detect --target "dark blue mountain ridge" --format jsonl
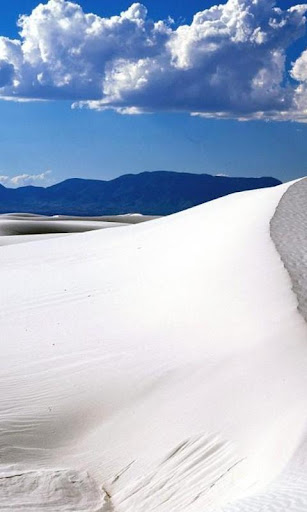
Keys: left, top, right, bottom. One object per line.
{"left": 0, "top": 171, "right": 282, "bottom": 216}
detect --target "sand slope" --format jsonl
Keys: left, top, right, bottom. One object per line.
{"left": 0, "top": 180, "right": 306, "bottom": 511}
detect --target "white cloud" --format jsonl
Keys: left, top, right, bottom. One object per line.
{"left": 0, "top": 171, "right": 53, "bottom": 187}
{"left": 0, "top": 175, "right": 9, "bottom": 185}
{"left": 0, "top": 0, "right": 307, "bottom": 120}
{"left": 0, "top": 0, "right": 170, "bottom": 101}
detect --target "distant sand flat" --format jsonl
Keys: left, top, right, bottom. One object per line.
{"left": 0, "top": 181, "right": 307, "bottom": 511}
{"left": 0, "top": 213, "right": 156, "bottom": 246}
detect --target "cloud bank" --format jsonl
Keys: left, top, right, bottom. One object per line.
{"left": 0, "top": 0, "right": 307, "bottom": 120}
{"left": 0, "top": 171, "right": 52, "bottom": 188}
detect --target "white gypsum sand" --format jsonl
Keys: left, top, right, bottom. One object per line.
{"left": 0, "top": 213, "right": 156, "bottom": 247}
{"left": 0, "top": 180, "right": 306, "bottom": 511}
{"left": 270, "top": 178, "right": 307, "bottom": 322}
{"left": 223, "top": 177, "right": 307, "bottom": 512}
{"left": 0, "top": 218, "right": 127, "bottom": 236}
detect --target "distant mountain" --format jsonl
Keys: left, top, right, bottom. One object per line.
{"left": 0, "top": 171, "right": 282, "bottom": 216}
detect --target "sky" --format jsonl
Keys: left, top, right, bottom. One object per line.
{"left": 0, "top": 0, "right": 307, "bottom": 186}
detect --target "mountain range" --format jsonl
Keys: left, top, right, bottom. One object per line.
{"left": 0, "top": 171, "right": 281, "bottom": 216}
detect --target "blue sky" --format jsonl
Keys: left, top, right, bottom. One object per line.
{"left": 0, "top": 0, "right": 307, "bottom": 186}
{"left": 0, "top": 1, "right": 302, "bottom": 36}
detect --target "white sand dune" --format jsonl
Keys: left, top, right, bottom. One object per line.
{"left": 0, "top": 180, "right": 306, "bottom": 511}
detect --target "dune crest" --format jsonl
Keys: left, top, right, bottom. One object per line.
{"left": 271, "top": 178, "right": 307, "bottom": 323}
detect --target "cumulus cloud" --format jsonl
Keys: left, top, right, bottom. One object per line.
{"left": 0, "top": 0, "right": 307, "bottom": 120}
{"left": 0, "top": 0, "right": 170, "bottom": 101}
{"left": 0, "top": 171, "right": 53, "bottom": 188}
